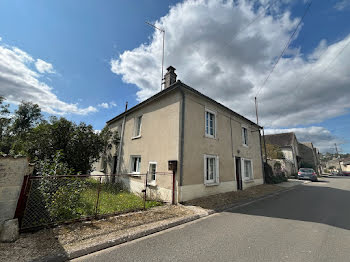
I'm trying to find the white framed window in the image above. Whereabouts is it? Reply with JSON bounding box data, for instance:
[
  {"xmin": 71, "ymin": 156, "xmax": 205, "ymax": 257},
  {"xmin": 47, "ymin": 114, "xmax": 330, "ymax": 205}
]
[
  {"xmin": 130, "ymin": 156, "xmax": 141, "ymax": 173},
  {"xmin": 242, "ymin": 126, "xmax": 248, "ymax": 146},
  {"xmin": 242, "ymin": 158, "xmax": 253, "ymax": 180},
  {"xmin": 133, "ymin": 115, "xmax": 142, "ymax": 138},
  {"xmin": 204, "ymin": 154, "xmax": 219, "ymax": 185},
  {"xmin": 148, "ymin": 162, "xmax": 157, "ymax": 185},
  {"xmin": 205, "ymin": 109, "xmax": 216, "ymax": 138}
]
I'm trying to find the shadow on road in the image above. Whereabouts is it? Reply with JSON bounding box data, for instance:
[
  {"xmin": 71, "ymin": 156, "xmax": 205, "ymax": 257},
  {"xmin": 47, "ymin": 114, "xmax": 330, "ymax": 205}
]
[{"xmin": 227, "ymin": 180, "xmax": 350, "ymax": 230}]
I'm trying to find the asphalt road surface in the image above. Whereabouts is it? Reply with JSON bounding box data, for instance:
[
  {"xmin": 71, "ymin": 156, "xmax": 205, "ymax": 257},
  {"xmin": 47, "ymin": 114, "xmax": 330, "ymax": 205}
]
[{"xmin": 73, "ymin": 177, "xmax": 350, "ymax": 262}]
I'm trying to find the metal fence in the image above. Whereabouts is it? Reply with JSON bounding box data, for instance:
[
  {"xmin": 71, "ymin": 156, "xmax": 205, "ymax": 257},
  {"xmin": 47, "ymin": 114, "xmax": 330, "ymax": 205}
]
[{"xmin": 20, "ymin": 172, "xmax": 173, "ymax": 231}]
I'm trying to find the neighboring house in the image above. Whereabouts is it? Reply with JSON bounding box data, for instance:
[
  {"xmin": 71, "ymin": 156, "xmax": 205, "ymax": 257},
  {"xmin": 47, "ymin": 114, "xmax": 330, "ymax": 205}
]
[
  {"xmin": 325, "ymin": 158, "xmax": 343, "ymax": 172},
  {"xmin": 298, "ymin": 142, "xmax": 321, "ymax": 174},
  {"xmin": 340, "ymin": 158, "xmax": 350, "ymax": 174},
  {"xmin": 93, "ymin": 66, "xmax": 264, "ymax": 203},
  {"xmin": 264, "ymin": 132, "xmax": 301, "ymax": 174}
]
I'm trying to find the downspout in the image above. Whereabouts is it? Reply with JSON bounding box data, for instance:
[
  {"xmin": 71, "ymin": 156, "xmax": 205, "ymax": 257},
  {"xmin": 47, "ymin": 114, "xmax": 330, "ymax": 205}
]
[
  {"xmin": 259, "ymin": 128, "xmax": 266, "ymax": 184},
  {"xmin": 116, "ymin": 102, "xmax": 128, "ymax": 177},
  {"xmin": 179, "ymin": 86, "xmax": 185, "ymax": 188}
]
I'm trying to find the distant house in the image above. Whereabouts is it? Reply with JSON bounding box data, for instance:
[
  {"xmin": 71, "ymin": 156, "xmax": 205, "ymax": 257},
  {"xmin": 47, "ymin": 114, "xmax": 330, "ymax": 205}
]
[
  {"xmin": 298, "ymin": 142, "xmax": 321, "ymax": 174},
  {"xmin": 340, "ymin": 158, "xmax": 350, "ymax": 174},
  {"xmin": 93, "ymin": 66, "xmax": 264, "ymax": 203},
  {"xmin": 264, "ymin": 132, "xmax": 301, "ymax": 174}
]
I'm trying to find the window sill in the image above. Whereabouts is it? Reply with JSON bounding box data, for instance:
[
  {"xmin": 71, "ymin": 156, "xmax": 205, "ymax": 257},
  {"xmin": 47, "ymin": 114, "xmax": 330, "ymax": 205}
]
[
  {"xmin": 205, "ymin": 134, "xmax": 217, "ymax": 140},
  {"xmin": 242, "ymin": 144, "xmax": 249, "ymax": 148},
  {"xmin": 148, "ymin": 181, "xmax": 157, "ymax": 187},
  {"xmin": 132, "ymin": 135, "xmax": 142, "ymax": 140},
  {"xmin": 129, "ymin": 173, "xmax": 141, "ymax": 177},
  {"xmin": 205, "ymin": 182, "xmax": 219, "ymax": 187},
  {"xmin": 243, "ymin": 179, "xmax": 254, "ymax": 183}
]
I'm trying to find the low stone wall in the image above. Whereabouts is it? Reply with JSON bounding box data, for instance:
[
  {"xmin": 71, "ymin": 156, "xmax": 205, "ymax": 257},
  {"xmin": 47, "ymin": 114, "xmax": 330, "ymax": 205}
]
[{"xmin": 0, "ymin": 156, "xmax": 33, "ymax": 228}]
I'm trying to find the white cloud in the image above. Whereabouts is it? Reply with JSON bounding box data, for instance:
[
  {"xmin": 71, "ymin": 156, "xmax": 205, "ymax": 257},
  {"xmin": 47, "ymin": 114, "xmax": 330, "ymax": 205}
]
[
  {"xmin": 35, "ymin": 59, "xmax": 55, "ymax": 74},
  {"xmin": 0, "ymin": 43, "xmax": 97, "ymax": 115},
  {"xmin": 98, "ymin": 102, "xmax": 109, "ymax": 109},
  {"xmin": 334, "ymin": 0, "xmax": 350, "ymax": 10},
  {"xmin": 265, "ymin": 126, "xmax": 345, "ymax": 153},
  {"xmin": 111, "ymin": 0, "xmax": 350, "ymax": 128},
  {"xmin": 98, "ymin": 101, "xmax": 117, "ymax": 109},
  {"xmin": 0, "ymin": 37, "xmax": 2, "ymax": 41}
]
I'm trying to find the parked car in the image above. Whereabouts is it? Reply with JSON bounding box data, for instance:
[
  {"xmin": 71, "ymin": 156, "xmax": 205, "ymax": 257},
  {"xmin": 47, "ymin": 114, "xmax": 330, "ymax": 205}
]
[{"xmin": 298, "ymin": 168, "xmax": 318, "ymax": 182}]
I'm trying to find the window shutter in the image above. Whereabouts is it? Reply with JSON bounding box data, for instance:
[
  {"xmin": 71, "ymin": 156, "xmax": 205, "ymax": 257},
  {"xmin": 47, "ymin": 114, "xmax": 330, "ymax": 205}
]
[
  {"xmin": 203, "ymin": 155, "xmax": 207, "ymax": 185},
  {"xmin": 216, "ymin": 156, "xmax": 220, "ymax": 183}
]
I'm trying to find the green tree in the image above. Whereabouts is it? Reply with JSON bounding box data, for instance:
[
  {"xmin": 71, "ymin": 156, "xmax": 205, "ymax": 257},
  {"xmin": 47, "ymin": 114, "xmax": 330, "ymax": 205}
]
[
  {"xmin": 264, "ymin": 143, "xmax": 284, "ymax": 159},
  {"xmin": 0, "ymin": 97, "xmax": 11, "ymax": 153},
  {"xmin": 12, "ymin": 101, "xmax": 42, "ymax": 135}
]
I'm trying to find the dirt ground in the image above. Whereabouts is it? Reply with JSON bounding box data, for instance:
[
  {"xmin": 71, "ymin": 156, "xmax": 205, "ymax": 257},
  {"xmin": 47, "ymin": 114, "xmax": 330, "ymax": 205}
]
[
  {"xmin": 184, "ymin": 184, "xmax": 283, "ymax": 210},
  {"xmin": 0, "ymin": 184, "xmax": 284, "ymax": 262},
  {"xmin": 0, "ymin": 205, "xmax": 195, "ymax": 262}
]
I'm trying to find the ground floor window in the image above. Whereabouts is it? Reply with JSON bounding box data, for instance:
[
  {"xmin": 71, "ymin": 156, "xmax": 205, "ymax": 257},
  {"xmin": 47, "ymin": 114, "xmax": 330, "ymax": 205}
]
[
  {"xmin": 130, "ymin": 156, "xmax": 141, "ymax": 173},
  {"xmin": 149, "ymin": 162, "xmax": 157, "ymax": 183},
  {"xmin": 204, "ymin": 154, "xmax": 219, "ymax": 184},
  {"xmin": 243, "ymin": 159, "xmax": 253, "ymax": 180}
]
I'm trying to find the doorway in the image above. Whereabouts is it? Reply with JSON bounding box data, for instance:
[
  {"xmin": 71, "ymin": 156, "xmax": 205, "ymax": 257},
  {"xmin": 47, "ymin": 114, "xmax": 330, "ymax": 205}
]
[{"xmin": 235, "ymin": 157, "xmax": 243, "ymax": 190}]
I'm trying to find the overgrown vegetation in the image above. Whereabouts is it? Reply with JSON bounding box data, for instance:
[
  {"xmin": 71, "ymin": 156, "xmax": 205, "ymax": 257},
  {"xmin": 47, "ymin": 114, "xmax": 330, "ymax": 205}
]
[
  {"xmin": 264, "ymin": 163, "xmax": 288, "ymax": 184},
  {"xmin": 22, "ymin": 153, "xmax": 161, "ymax": 228},
  {"xmin": 0, "ymin": 96, "xmax": 118, "ymax": 173},
  {"xmin": 264, "ymin": 143, "xmax": 284, "ymax": 159}
]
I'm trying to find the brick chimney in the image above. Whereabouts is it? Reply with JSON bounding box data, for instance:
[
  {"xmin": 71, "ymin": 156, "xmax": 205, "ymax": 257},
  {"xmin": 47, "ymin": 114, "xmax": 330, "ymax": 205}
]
[{"xmin": 164, "ymin": 66, "xmax": 177, "ymax": 89}]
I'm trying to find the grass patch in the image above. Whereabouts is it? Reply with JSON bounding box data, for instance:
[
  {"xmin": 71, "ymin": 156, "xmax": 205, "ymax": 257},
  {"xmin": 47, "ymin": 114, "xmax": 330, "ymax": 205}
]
[{"xmin": 77, "ymin": 179, "xmax": 162, "ymax": 216}]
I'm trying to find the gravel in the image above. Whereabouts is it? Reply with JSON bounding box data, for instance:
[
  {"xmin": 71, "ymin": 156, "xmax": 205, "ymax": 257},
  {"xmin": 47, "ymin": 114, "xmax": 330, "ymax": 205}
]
[
  {"xmin": 183, "ymin": 184, "xmax": 283, "ymax": 210},
  {"xmin": 0, "ymin": 205, "xmax": 195, "ymax": 262}
]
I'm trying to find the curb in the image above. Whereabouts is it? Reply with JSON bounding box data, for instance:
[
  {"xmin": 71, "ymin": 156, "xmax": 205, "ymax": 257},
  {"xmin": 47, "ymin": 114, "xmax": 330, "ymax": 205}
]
[
  {"xmin": 35, "ymin": 184, "xmax": 299, "ymax": 261},
  {"xmin": 34, "ymin": 214, "xmax": 202, "ymax": 262}
]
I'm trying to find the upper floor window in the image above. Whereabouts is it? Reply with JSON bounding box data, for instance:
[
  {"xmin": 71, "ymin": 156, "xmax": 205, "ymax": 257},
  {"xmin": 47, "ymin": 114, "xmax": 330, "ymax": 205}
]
[
  {"xmin": 133, "ymin": 115, "xmax": 142, "ymax": 138},
  {"xmin": 242, "ymin": 127, "xmax": 248, "ymax": 146},
  {"xmin": 205, "ymin": 109, "xmax": 216, "ymax": 138}
]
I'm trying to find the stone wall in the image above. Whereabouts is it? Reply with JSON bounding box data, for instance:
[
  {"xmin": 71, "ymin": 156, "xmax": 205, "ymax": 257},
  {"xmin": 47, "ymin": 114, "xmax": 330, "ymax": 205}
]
[
  {"xmin": 267, "ymin": 159, "xmax": 294, "ymax": 177},
  {"xmin": 0, "ymin": 156, "xmax": 33, "ymax": 228}
]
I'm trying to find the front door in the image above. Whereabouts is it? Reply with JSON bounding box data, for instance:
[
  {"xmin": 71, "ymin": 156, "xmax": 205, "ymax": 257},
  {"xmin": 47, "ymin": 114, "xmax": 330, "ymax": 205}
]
[{"xmin": 235, "ymin": 157, "xmax": 243, "ymax": 190}]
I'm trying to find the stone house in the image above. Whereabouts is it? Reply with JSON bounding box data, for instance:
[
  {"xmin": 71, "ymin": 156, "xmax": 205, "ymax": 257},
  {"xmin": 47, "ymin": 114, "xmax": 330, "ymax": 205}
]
[
  {"xmin": 298, "ymin": 142, "xmax": 321, "ymax": 174},
  {"xmin": 94, "ymin": 66, "xmax": 264, "ymax": 203},
  {"xmin": 264, "ymin": 132, "xmax": 301, "ymax": 174}
]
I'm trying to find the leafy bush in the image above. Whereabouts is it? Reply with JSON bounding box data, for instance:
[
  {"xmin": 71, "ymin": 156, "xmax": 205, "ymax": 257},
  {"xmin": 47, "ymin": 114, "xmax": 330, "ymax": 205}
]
[
  {"xmin": 264, "ymin": 163, "xmax": 288, "ymax": 184},
  {"xmin": 37, "ymin": 151, "xmax": 88, "ymax": 221}
]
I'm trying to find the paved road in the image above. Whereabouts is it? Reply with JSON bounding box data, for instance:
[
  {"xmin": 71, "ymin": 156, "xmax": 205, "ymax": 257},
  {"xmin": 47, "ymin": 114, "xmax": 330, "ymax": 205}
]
[{"xmin": 73, "ymin": 177, "xmax": 350, "ymax": 262}]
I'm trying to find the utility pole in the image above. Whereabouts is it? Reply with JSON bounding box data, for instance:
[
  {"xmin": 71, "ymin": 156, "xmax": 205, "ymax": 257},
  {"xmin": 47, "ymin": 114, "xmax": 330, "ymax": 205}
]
[
  {"xmin": 335, "ymin": 143, "xmax": 343, "ymax": 173},
  {"xmin": 146, "ymin": 21, "xmax": 165, "ymax": 91},
  {"xmin": 255, "ymin": 96, "xmax": 259, "ymax": 125},
  {"xmin": 255, "ymin": 96, "xmax": 267, "ymax": 163}
]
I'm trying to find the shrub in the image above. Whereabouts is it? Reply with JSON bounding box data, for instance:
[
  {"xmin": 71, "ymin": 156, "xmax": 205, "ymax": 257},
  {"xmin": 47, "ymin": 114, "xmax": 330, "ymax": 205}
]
[
  {"xmin": 36, "ymin": 151, "xmax": 87, "ymax": 221},
  {"xmin": 264, "ymin": 163, "xmax": 288, "ymax": 184}
]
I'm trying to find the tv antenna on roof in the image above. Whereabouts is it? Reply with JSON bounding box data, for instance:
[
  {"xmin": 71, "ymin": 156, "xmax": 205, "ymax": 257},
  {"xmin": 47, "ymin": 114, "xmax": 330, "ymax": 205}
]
[{"xmin": 145, "ymin": 21, "xmax": 165, "ymax": 91}]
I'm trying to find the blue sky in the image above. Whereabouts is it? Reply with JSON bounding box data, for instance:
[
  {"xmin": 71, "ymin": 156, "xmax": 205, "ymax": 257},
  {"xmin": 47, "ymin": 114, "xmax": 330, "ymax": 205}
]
[{"xmin": 0, "ymin": 0, "xmax": 349, "ymax": 153}]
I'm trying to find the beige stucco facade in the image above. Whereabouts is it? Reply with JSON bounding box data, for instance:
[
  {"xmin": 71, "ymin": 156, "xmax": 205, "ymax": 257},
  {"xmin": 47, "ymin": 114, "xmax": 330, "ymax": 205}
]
[
  {"xmin": 94, "ymin": 83, "xmax": 264, "ymax": 203},
  {"xmin": 180, "ymin": 90, "xmax": 263, "ymax": 201}
]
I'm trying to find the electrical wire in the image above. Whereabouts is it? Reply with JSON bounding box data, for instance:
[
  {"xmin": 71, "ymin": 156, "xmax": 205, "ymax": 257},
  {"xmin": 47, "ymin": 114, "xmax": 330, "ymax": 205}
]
[{"xmin": 255, "ymin": 0, "xmax": 313, "ymax": 98}]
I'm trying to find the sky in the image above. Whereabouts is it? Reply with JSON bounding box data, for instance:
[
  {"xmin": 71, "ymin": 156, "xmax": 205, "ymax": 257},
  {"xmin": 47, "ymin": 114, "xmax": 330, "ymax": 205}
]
[{"xmin": 0, "ymin": 0, "xmax": 349, "ymax": 153}]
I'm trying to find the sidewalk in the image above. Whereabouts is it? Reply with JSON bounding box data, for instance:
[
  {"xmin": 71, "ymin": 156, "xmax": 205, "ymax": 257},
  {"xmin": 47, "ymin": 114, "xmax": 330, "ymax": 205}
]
[{"xmin": 0, "ymin": 181, "xmax": 302, "ymax": 262}]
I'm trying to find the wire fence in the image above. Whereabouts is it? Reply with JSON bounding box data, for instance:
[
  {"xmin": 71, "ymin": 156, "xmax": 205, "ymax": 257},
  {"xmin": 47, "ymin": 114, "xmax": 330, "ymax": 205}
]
[{"xmin": 20, "ymin": 172, "xmax": 173, "ymax": 231}]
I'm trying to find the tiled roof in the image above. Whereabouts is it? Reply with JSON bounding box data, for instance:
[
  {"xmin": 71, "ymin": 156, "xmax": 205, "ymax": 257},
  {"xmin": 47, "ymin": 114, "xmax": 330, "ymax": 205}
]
[{"xmin": 264, "ymin": 132, "xmax": 295, "ymax": 147}]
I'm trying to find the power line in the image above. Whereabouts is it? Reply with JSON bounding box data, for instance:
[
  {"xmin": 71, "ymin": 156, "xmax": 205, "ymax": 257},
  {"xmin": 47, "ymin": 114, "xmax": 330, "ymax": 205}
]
[
  {"xmin": 255, "ymin": 0, "xmax": 313, "ymax": 98},
  {"xmin": 265, "ymin": 37, "xmax": 350, "ymax": 128}
]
